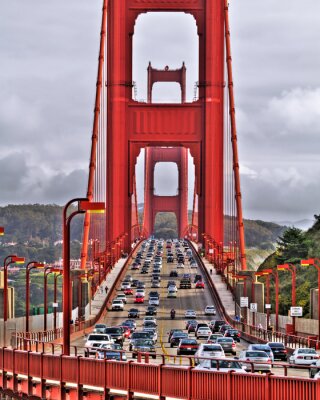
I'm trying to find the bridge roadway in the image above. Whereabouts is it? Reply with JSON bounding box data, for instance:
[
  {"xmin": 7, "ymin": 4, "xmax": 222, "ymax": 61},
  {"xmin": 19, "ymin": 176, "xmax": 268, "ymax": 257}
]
[{"xmin": 72, "ymin": 241, "xmax": 309, "ymax": 378}]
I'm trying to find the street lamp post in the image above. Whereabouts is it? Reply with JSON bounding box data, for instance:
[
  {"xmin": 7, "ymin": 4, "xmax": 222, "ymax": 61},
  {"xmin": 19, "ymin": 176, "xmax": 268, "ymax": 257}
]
[
  {"xmin": 44, "ymin": 267, "xmax": 62, "ymax": 331},
  {"xmin": 26, "ymin": 261, "xmax": 45, "ymax": 332},
  {"xmin": 53, "ymin": 271, "xmax": 62, "ymax": 331},
  {"xmin": 63, "ymin": 198, "xmax": 105, "ymax": 355},
  {"xmin": 301, "ymin": 258, "xmax": 320, "ymax": 339},
  {"xmin": 277, "ymin": 263, "xmax": 297, "ymax": 334},
  {"xmin": 256, "ymin": 269, "xmax": 279, "ymax": 331}
]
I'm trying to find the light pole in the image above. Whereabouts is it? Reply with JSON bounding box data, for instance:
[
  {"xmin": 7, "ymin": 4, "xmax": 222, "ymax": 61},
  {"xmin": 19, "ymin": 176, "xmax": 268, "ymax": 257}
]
[
  {"xmin": 63, "ymin": 198, "xmax": 105, "ymax": 355},
  {"xmin": 26, "ymin": 261, "xmax": 45, "ymax": 332},
  {"xmin": 301, "ymin": 258, "xmax": 320, "ymax": 339},
  {"xmin": 256, "ymin": 269, "xmax": 279, "ymax": 331},
  {"xmin": 44, "ymin": 267, "xmax": 62, "ymax": 331},
  {"xmin": 53, "ymin": 270, "xmax": 62, "ymax": 331},
  {"xmin": 277, "ymin": 263, "xmax": 297, "ymax": 334}
]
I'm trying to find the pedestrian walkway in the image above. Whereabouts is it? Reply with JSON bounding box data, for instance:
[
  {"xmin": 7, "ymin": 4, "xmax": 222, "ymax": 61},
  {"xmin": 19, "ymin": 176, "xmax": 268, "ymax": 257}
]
[{"xmin": 192, "ymin": 242, "xmax": 236, "ymax": 318}]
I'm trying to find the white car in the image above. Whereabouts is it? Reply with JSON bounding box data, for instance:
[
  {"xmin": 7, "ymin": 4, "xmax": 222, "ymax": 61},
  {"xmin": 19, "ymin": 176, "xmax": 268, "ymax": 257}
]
[
  {"xmin": 85, "ymin": 333, "xmax": 113, "ymax": 354},
  {"xmin": 185, "ymin": 309, "xmax": 197, "ymax": 319},
  {"xmin": 112, "ymin": 299, "xmax": 124, "ymax": 311},
  {"xmin": 195, "ymin": 359, "xmax": 247, "ymax": 373},
  {"xmin": 168, "ymin": 285, "xmax": 178, "ymax": 292},
  {"xmin": 116, "ymin": 294, "xmax": 127, "ymax": 304},
  {"xmin": 190, "ymin": 263, "xmax": 198, "ymax": 268},
  {"xmin": 143, "ymin": 316, "xmax": 157, "ymax": 325},
  {"xmin": 167, "ymin": 289, "xmax": 177, "ymax": 298},
  {"xmin": 121, "ymin": 282, "xmax": 131, "ymax": 290},
  {"xmin": 289, "ymin": 348, "xmax": 319, "ymax": 365},
  {"xmin": 194, "ymin": 343, "xmax": 225, "ymax": 364},
  {"xmin": 136, "ymin": 288, "xmax": 145, "ymax": 297},
  {"xmin": 149, "ymin": 297, "xmax": 160, "ymax": 306},
  {"xmin": 204, "ymin": 305, "xmax": 216, "ymax": 315},
  {"xmin": 177, "ymin": 263, "xmax": 184, "ymax": 268},
  {"xmin": 196, "ymin": 327, "xmax": 212, "ymax": 339}
]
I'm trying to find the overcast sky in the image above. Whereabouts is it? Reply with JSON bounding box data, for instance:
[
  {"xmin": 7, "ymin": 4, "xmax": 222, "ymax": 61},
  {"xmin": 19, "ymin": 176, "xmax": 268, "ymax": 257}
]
[{"xmin": 0, "ymin": 1, "xmax": 319, "ymax": 224}]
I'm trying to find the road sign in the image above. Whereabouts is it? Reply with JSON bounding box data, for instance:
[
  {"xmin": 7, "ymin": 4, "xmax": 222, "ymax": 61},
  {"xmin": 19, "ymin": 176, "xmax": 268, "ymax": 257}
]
[
  {"xmin": 290, "ymin": 306, "xmax": 303, "ymax": 317},
  {"xmin": 265, "ymin": 304, "xmax": 271, "ymax": 309},
  {"xmin": 240, "ymin": 297, "xmax": 248, "ymax": 307},
  {"xmin": 250, "ymin": 303, "xmax": 257, "ymax": 312}
]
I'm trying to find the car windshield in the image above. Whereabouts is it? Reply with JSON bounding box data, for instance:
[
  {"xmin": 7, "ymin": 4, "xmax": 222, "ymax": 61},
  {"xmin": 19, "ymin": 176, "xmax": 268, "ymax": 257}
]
[
  {"xmin": 181, "ymin": 339, "xmax": 197, "ymax": 345},
  {"xmin": 172, "ymin": 332, "xmax": 188, "ymax": 338},
  {"xmin": 132, "ymin": 332, "xmax": 149, "ymax": 339},
  {"xmin": 202, "ymin": 345, "xmax": 222, "ymax": 351},
  {"xmin": 217, "ymin": 338, "xmax": 233, "ymax": 343},
  {"xmin": 88, "ymin": 335, "xmax": 110, "ymax": 341},
  {"xmin": 297, "ymin": 349, "xmax": 316, "ymax": 354},
  {"xmin": 129, "ymin": 309, "xmax": 138, "ymax": 312},
  {"xmin": 227, "ymin": 330, "xmax": 238, "ymax": 335},
  {"xmin": 246, "ymin": 351, "xmax": 268, "ymax": 358},
  {"xmin": 210, "ymin": 360, "xmax": 242, "ymax": 369},
  {"xmin": 113, "ymin": 300, "xmax": 122, "ymax": 304},
  {"xmin": 269, "ymin": 343, "xmax": 285, "ymax": 349},
  {"xmin": 134, "ymin": 340, "xmax": 154, "ymax": 346},
  {"xmin": 105, "ymin": 328, "xmax": 122, "ymax": 334}
]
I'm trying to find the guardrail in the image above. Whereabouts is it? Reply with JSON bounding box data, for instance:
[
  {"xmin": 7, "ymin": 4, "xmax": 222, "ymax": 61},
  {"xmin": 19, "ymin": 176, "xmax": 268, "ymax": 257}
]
[
  {"xmin": 0, "ymin": 348, "xmax": 318, "ymax": 400},
  {"xmin": 188, "ymin": 241, "xmax": 320, "ymax": 352},
  {"xmin": 14, "ymin": 240, "xmax": 143, "ymax": 349}
]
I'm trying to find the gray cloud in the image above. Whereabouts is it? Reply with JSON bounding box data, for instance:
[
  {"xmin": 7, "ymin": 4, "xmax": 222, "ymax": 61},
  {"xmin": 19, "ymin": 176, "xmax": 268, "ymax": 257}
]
[{"xmin": 0, "ymin": 1, "xmax": 319, "ymax": 223}]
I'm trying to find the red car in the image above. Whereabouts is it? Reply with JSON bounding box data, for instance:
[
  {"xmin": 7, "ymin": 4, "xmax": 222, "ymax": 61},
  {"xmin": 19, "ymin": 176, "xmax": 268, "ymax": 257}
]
[
  {"xmin": 195, "ymin": 281, "xmax": 205, "ymax": 289},
  {"xmin": 124, "ymin": 288, "xmax": 133, "ymax": 295},
  {"xmin": 135, "ymin": 295, "xmax": 144, "ymax": 303}
]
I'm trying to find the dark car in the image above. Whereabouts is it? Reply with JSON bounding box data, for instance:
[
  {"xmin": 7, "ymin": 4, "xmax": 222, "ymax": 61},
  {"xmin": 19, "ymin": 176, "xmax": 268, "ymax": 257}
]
[
  {"xmin": 180, "ymin": 278, "xmax": 191, "ymax": 289},
  {"xmin": 131, "ymin": 339, "xmax": 157, "ymax": 359},
  {"xmin": 141, "ymin": 268, "xmax": 149, "ymax": 274},
  {"xmin": 128, "ymin": 308, "xmax": 140, "ymax": 318},
  {"xmin": 224, "ymin": 329, "xmax": 241, "ymax": 342},
  {"xmin": 187, "ymin": 320, "xmax": 198, "ymax": 333},
  {"xmin": 146, "ymin": 306, "xmax": 157, "ymax": 316},
  {"xmin": 168, "ymin": 329, "xmax": 183, "ymax": 343},
  {"xmin": 170, "ymin": 270, "xmax": 178, "ymax": 277},
  {"xmin": 212, "ymin": 320, "xmax": 226, "ymax": 333},
  {"xmin": 131, "ymin": 279, "xmax": 139, "ymax": 287},
  {"xmin": 267, "ymin": 342, "xmax": 287, "ymax": 361},
  {"xmin": 129, "ymin": 332, "xmax": 153, "ymax": 351},
  {"xmin": 177, "ymin": 338, "xmax": 198, "ymax": 355},
  {"xmin": 167, "ymin": 280, "xmax": 177, "ymax": 288},
  {"xmin": 104, "ymin": 327, "xmax": 124, "ymax": 344},
  {"xmin": 170, "ymin": 332, "xmax": 189, "ymax": 347},
  {"xmin": 167, "ymin": 255, "xmax": 174, "ymax": 263},
  {"xmin": 219, "ymin": 324, "xmax": 232, "ymax": 335},
  {"xmin": 194, "ymin": 274, "xmax": 203, "ymax": 283},
  {"xmin": 121, "ymin": 321, "xmax": 135, "ymax": 333}
]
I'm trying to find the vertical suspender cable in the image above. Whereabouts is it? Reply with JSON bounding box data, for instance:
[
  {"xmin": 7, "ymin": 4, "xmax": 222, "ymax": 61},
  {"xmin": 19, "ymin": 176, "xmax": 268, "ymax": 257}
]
[{"xmin": 224, "ymin": 0, "xmax": 247, "ymax": 270}]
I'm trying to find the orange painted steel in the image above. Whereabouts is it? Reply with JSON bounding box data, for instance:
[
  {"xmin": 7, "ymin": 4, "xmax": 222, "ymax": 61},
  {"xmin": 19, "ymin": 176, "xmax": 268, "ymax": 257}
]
[
  {"xmin": 224, "ymin": 0, "xmax": 247, "ymax": 270},
  {"xmin": 0, "ymin": 348, "xmax": 319, "ymax": 400}
]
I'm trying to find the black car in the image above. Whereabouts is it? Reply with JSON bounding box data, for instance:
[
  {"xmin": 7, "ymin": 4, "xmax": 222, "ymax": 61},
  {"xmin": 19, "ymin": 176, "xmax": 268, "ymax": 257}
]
[
  {"xmin": 212, "ymin": 320, "xmax": 226, "ymax": 333},
  {"xmin": 267, "ymin": 342, "xmax": 287, "ymax": 361},
  {"xmin": 194, "ymin": 274, "xmax": 202, "ymax": 283},
  {"xmin": 131, "ymin": 279, "xmax": 139, "ymax": 287},
  {"xmin": 128, "ymin": 308, "xmax": 140, "ymax": 318},
  {"xmin": 177, "ymin": 339, "xmax": 198, "ymax": 355},
  {"xmin": 219, "ymin": 324, "xmax": 232, "ymax": 335},
  {"xmin": 168, "ymin": 329, "xmax": 183, "ymax": 343},
  {"xmin": 146, "ymin": 306, "xmax": 157, "ymax": 316},
  {"xmin": 167, "ymin": 256, "xmax": 174, "ymax": 263},
  {"xmin": 224, "ymin": 329, "xmax": 241, "ymax": 342},
  {"xmin": 170, "ymin": 332, "xmax": 189, "ymax": 347},
  {"xmin": 104, "ymin": 327, "xmax": 124, "ymax": 344},
  {"xmin": 170, "ymin": 270, "xmax": 178, "ymax": 277}
]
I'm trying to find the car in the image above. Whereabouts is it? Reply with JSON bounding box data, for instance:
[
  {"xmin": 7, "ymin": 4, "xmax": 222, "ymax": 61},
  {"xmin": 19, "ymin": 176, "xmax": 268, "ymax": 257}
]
[
  {"xmin": 167, "ymin": 289, "xmax": 177, "ymax": 298},
  {"xmin": 224, "ymin": 329, "xmax": 241, "ymax": 342},
  {"xmin": 143, "ymin": 320, "xmax": 157, "ymax": 331},
  {"xmin": 131, "ymin": 279, "xmax": 139, "ymax": 287},
  {"xmin": 97, "ymin": 343, "xmax": 127, "ymax": 361},
  {"xmin": 177, "ymin": 338, "xmax": 199, "ymax": 355},
  {"xmin": 195, "ymin": 323, "xmax": 210, "ymax": 334},
  {"xmin": 136, "ymin": 288, "xmax": 145, "ymax": 297},
  {"xmin": 85, "ymin": 333, "xmax": 113, "ymax": 354},
  {"xmin": 128, "ymin": 308, "xmax": 140, "ymax": 318},
  {"xmin": 141, "ymin": 268, "xmax": 149, "ymax": 274},
  {"xmin": 121, "ymin": 321, "xmax": 135, "ymax": 333},
  {"xmin": 239, "ymin": 350, "xmax": 272, "ymax": 372},
  {"xmin": 149, "ymin": 297, "xmax": 160, "ymax": 306},
  {"xmin": 194, "ymin": 343, "xmax": 225, "ymax": 364},
  {"xmin": 167, "ymin": 280, "xmax": 176, "ymax": 288},
  {"xmin": 131, "ymin": 339, "xmax": 157, "ymax": 359},
  {"xmin": 146, "ymin": 306, "xmax": 157, "ymax": 316},
  {"xmin": 289, "ymin": 348, "xmax": 320, "ymax": 365},
  {"xmin": 177, "ymin": 263, "xmax": 184, "ymax": 268},
  {"xmin": 129, "ymin": 331, "xmax": 153, "ymax": 351},
  {"xmin": 112, "ymin": 299, "xmax": 124, "ymax": 311},
  {"xmin": 170, "ymin": 270, "xmax": 178, "ymax": 277},
  {"xmin": 170, "ymin": 332, "xmax": 189, "ymax": 347},
  {"xmin": 207, "ymin": 333, "xmax": 224, "ymax": 343},
  {"xmin": 168, "ymin": 284, "xmax": 178, "ymax": 292},
  {"xmin": 204, "ymin": 305, "xmax": 216, "ymax": 315},
  {"xmin": 124, "ymin": 287, "xmax": 133, "ymax": 295},
  {"xmin": 121, "ymin": 281, "xmax": 131, "ymax": 290},
  {"xmin": 211, "ymin": 320, "xmax": 226, "ymax": 333},
  {"xmin": 185, "ymin": 310, "xmax": 196, "ymax": 319},
  {"xmin": 216, "ymin": 337, "xmax": 236, "ymax": 355},
  {"xmin": 116, "ymin": 294, "xmax": 127, "ymax": 304},
  {"xmin": 137, "ymin": 281, "xmax": 146, "ymax": 289},
  {"xmin": 195, "ymin": 281, "xmax": 205, "ymax": 289},
  {"xmin": 168, "ymin": 329, "xmax": 183, "ymax": 343},
  {"xmin": 124, "ymin": 275, "xmax": 133, "ymax": 282},
  {"xmin": 266, "ymin": 342, "xmax": 288, "ymax": 361},
  {"xmin": 123, "ymin": 319, "xmax": 137, "ymax": 330},
  {"xmin": 194, "ymin": 275, "xmax": 202, "ymax": 283},
  {"xmin": 195, "ymin": 359, "xmax": 247, "ymax": 373},
  {"xmin": 104, "ymin": 327, "xmax": 125, "ymax": 344},
  {"xmin": 93, "ymin": 324, "xmax": 107, "ymax": 334},
  {"xmin": 131, "ymin": 263, "xmax": 140, "ymax": 270},
  {"xmin": 309, "ymin": 359, "xmax": 320, "ymax": 378},
  {"xmin": 196, "ymin": 326, "xmax": 212, "ymax": 339},
  {"xmin": 142, "ymin": 328, "xmax": 158, "ymax": 343},
  {"xmin": 153, "ymin": 267, "xmax": 161, "ymax": 274},
  {"xmin": 187, "ymin": 320, "xmax": 198, "ymax": 333},
  {"xmin": 219, "ymin": 324, "xmax": 232, "ymax": 334},
  {"xmin": 190, "ymin": 262, "xmax": 198, "ymax": 268},
  {"xmin": 151, "ymin": 280, "xmax": 160, "ymax": 288},
  {"xmin": 167, "ymin": 256, "xmax": 174, "ymax": 263},
  {"xmin": 180, "ymin": 279, "xmax": 191, "ymax": 289},
  {"xmin": 248, "ymin": 344, "xmax": 274, "ymax": 362},
  {"xmin": 143, "ymin": 316, "xmax": 157, "ymax": 325},
  {"xmin": 135, "ymin": 295, "xmax": 145, "ymax": 303}
]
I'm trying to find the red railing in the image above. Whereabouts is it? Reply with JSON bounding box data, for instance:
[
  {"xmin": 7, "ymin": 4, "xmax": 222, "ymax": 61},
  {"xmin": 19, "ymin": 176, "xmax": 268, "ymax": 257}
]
[{"xmin": 0, "ymin": 348, "xmax": 318, "ymax": 400}]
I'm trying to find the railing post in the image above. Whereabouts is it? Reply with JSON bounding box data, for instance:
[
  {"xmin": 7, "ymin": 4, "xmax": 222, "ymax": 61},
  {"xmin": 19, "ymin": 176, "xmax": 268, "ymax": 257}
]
[{"xmin": 76, "ymin": 356, "xmax": 84, "ymax": 399}]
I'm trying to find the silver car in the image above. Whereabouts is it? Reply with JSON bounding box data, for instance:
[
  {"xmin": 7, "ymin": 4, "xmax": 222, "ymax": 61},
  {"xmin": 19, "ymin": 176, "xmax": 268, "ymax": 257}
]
[{"xmin": 239, "ymin": 350, "xmax": 272, "ymax": 372}]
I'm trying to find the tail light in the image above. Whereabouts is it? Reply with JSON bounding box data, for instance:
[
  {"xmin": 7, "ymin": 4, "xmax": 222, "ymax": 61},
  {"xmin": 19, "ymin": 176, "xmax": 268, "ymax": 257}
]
[
  {"xmin": 283, "ymin": 350, "xmax": 287, "ymax": 353},
  {"xmin": 237, "ymin": 333, "xmax": 240, "ymax": 337},
  {"xmin": 267, "ymin": 359, "xmax": 271, "ymax": 364},
  {"xmin": 232, "ymin": 342, "xmax": 236, "ymax": 347},
  {"xmin": 315, "ymin": 355, "xmax": 319, "ymax": 359},
  {"xmin": 297, "ymin": 356, "xmax": 303, "ymax": 359}
]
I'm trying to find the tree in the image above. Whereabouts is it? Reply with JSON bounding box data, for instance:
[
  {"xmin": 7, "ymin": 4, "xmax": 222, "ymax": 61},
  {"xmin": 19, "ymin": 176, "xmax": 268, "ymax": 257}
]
[{"xmin": 276, "ymin": 227, "xmax": 309, "ymax": 264}]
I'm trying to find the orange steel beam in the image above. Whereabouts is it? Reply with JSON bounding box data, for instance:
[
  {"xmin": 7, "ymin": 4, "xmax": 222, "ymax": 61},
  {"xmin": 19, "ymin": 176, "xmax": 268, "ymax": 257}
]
[
  {"xmin": 81, "ymin": 0, "xmax": 108, "ymax": 269},
  {"xmin": 224, "ymin": 0, "xmax": 247, "ymax": 270}
]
